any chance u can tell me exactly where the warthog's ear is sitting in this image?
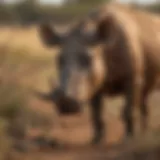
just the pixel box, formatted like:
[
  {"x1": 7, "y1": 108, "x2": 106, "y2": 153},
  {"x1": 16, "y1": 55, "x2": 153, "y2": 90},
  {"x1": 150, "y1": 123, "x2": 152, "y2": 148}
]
[
  {"x1": 82, "y1": 14, "x2": 117, "y2": 46},
  {"x1": 39, "y1": 23, "x2": 62, "y2": 47},
  {"x1": 96, "y1": 14, "x2": 116, "y2": 43},
  {"x1": 32, "y1": 90, "x2": 53, "y2": 101}
]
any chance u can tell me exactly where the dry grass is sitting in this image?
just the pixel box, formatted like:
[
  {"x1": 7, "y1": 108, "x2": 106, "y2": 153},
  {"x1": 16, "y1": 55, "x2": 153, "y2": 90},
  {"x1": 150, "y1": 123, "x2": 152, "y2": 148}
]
[
  {"x1": 0, "y1": 25, "x2": 59, "y2": 87},
  {"x1": 0, "y1": 25, "x2": 59, "y2": 157},
  {"x1": 0, "y1": 26, "x2": 49, "y2": 55}
]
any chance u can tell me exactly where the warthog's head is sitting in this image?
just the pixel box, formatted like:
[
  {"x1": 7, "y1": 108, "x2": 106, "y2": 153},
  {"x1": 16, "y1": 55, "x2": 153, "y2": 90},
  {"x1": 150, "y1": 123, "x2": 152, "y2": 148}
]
[{"x1": 36, "y1": 11, "x2": 119, "y2": 114}]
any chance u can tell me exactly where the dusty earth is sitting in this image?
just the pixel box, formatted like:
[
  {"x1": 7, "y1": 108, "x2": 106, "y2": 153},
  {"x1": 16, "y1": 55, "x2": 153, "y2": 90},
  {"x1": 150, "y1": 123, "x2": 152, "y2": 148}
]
[{"x1": 9, "y1": 90, "x2": 160, "y2": 160}]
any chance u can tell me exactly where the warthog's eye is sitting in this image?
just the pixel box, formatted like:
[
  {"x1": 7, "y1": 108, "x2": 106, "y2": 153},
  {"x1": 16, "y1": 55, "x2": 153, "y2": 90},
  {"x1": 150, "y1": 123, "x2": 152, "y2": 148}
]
[
  {"x1": 58, "y1": 56, "x2": 65, "y2": 68},
  {"x1": 79, "y1": 54, "x2": 91, "y2": 68}
]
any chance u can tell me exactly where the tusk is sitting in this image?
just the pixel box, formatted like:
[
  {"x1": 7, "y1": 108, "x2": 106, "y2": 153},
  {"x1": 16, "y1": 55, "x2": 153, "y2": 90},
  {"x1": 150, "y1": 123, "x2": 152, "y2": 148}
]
[
  {"x1": 32, "y1": 88, "x2": 62, "y2": 102},
  {"x1": 32, "y1": 90, "x2": 53, "y2": 101}
]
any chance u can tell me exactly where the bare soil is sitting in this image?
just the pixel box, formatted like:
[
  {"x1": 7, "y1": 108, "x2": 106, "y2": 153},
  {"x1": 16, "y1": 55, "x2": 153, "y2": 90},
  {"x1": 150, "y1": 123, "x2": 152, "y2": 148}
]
[{"x1": 8, "y1": 90, "x2": 160, "y2": 160}]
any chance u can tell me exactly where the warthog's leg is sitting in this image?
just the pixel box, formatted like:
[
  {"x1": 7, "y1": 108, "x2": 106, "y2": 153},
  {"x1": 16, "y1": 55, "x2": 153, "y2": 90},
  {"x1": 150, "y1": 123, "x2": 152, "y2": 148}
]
[
  {"x1": 140, "y1": 86, "x2": 152, "y2": 132},
  {"x1": 122, "y1": 77, "x2": 144, "y2": 138},
  {"x1": 139, "y1": 79, "x2": 155, "y2": 133},
  {"x1": 123, "y1": 87, "x2": 149, "y2": 139},
  {"x1": 90, "y1": 92, "x2": 105, "y2": 145},
  {"x1": 122, "y1": 90, "x2": 134, "y2": 137},
  {"x1": 140, "y1": 94, "x2": 148, "y2": 132}
]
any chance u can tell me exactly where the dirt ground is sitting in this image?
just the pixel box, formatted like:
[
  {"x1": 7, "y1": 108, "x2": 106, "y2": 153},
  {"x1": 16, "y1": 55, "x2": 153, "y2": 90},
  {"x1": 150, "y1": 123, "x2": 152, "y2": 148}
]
[{"x1": 9, "y1": 90, "x2": 160, "y2": 160}]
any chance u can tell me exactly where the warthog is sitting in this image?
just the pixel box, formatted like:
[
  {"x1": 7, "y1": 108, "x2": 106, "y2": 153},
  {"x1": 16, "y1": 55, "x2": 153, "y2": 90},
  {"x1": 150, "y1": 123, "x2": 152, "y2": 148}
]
[{"x1": 35, "y1": 2, "x2": 160, "y2": 144}]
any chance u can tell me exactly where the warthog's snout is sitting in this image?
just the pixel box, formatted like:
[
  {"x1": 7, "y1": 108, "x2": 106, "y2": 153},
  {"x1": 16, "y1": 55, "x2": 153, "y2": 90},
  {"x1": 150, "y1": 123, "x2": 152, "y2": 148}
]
[
  {"x1": 34, "y1": 88, "x2": 82, "y2": 115},
  {"x1": 56, "y1": 94, "x2": 82, "y2": 115}
]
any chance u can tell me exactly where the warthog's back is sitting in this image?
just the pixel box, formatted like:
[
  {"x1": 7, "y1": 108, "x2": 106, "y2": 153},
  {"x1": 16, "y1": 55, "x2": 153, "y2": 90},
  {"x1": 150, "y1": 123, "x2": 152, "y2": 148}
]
[
  {"x1": 133, "y1": 8, "x2": 160, "y2": 73},
  {"x1": 104, "y1": 3, "x2": 160, "y2": 74}
]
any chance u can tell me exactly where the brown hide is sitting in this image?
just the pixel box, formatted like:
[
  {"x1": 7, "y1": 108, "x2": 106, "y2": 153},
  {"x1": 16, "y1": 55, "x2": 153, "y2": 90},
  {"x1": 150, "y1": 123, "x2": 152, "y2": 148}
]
[{"x1": 85, "y1": 3, "x2": 160, "y2": 96}]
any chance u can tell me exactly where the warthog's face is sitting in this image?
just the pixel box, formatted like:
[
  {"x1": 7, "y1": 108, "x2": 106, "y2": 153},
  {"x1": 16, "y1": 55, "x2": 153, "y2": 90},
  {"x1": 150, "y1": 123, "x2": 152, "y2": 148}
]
[
  {"x1": 57, "y1": 37, "x2": 93, "y2": 103},
  {"x1": 38, "y1": 13, "x2": 118, "y2": 107}
]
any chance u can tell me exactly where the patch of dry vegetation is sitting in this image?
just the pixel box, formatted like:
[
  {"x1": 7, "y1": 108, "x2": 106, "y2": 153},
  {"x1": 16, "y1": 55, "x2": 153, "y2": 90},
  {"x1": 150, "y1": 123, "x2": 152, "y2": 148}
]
[
  {"x1": 0, "y1": 25, "x2": 58, "y2": 156},
  {"x1": 0, "y1": 26, "x2": 49, "y2": 55}
]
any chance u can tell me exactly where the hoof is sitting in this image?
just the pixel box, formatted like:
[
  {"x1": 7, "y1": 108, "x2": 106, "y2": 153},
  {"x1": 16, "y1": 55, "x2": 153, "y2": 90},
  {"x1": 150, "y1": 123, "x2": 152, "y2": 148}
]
[
  {"x1": 32, "y1": 136, "x2": 64, "y2": 150},
  {"x1": 90, "y1": 137, "x2": 103, "y2": 146},
  {"x1": 119, "y1": 135, "x2": 132, "y2": 146}
]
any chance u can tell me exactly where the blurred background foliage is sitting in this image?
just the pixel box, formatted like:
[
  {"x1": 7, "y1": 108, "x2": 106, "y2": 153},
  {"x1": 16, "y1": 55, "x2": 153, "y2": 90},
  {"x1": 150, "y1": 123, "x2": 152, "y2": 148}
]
[{"x1": 0, "y1": 0, "x2": 159, "y2": 25}]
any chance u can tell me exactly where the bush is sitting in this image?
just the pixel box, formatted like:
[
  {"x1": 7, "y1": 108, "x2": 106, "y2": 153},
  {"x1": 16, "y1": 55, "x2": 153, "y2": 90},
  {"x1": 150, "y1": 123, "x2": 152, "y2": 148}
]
[
  {"x1": 0, "y1": 119, "x2": 12, "y2": 159},
  {"x1": 0, "y1": 38, "x2": 55, "y2": 152},
  {"x1": 0, "y1": 44, "x2": 45, "y2": 149}
]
